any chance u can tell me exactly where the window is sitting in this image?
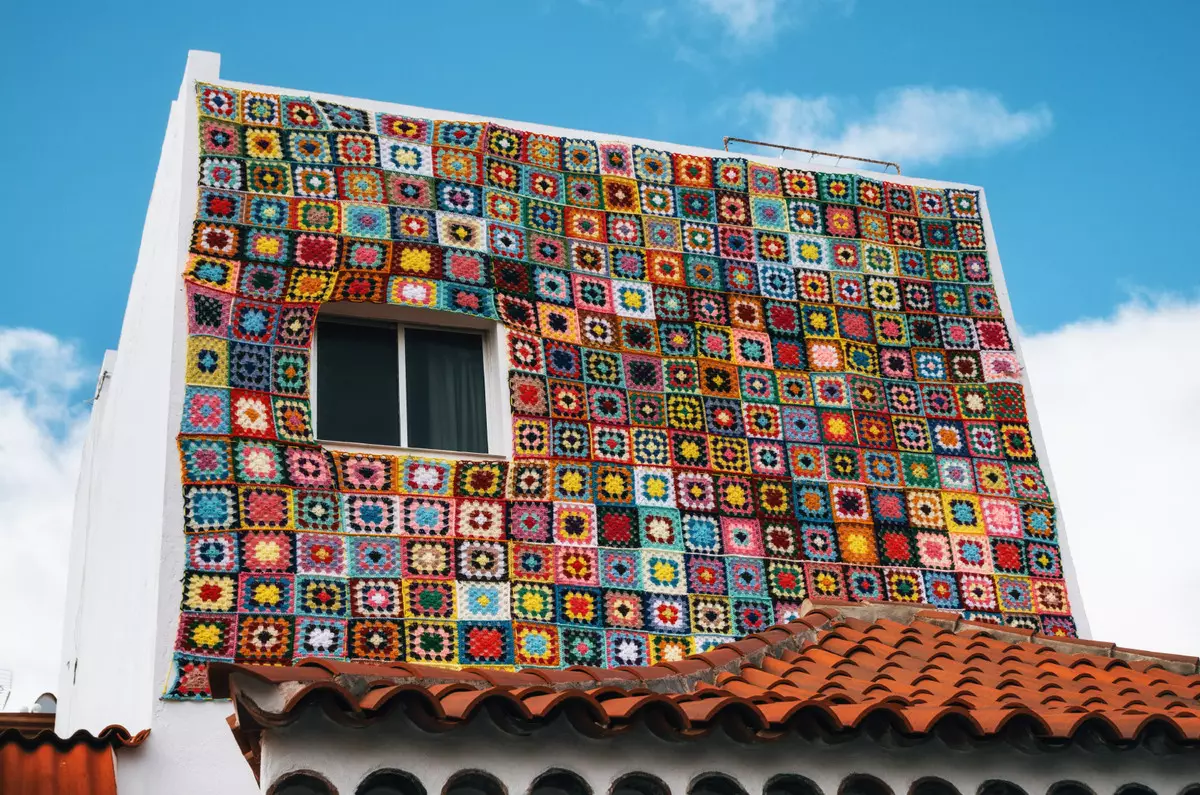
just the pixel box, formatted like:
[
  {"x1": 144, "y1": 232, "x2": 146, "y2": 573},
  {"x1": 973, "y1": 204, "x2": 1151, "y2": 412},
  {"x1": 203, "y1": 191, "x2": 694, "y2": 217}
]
[{"x1": 315, "y1": 317, "x2": 490, "y2": 453}]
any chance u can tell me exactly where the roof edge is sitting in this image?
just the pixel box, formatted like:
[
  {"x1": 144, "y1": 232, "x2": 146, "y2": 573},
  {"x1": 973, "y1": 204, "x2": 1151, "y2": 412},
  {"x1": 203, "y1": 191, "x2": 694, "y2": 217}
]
[
  {"x1": 0, "y1": 725, "x2": 150, "y2": 751},
  {"x1": 211, "y1": 601, "x2": 1200, "y2": 779}
]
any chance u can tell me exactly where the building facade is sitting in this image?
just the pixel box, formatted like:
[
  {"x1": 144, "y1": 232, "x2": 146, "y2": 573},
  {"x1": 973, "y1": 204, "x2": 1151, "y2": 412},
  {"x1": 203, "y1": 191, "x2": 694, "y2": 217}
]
[{"x1": 45, "y1": 51, "x2": 1199, "y2": 795}]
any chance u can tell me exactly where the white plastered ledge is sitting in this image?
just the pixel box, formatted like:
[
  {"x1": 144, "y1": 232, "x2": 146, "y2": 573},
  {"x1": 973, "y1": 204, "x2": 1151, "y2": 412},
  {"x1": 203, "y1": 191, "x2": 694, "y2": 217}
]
[{"x1": 259, "y1": 709, "x2": 1199, "y2": 795}]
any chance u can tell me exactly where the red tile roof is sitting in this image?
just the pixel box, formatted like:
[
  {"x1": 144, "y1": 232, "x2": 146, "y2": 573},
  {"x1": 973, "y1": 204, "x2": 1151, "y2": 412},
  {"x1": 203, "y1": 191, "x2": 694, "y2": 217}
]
[
  {"x1": 211, "y1": 600, "x2": 1200, "y2": 778},
  {"x1": 0, "y1": 720, "x2": 148, "y2": 795}
]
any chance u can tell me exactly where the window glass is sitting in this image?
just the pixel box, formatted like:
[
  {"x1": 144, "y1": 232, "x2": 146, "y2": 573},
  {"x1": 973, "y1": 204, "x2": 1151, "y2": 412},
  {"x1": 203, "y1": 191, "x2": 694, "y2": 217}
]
[
  {"x1": 404, "y1": 327, "x2": 488, "y2": 453},
  {"x1": 315, "y1": 317, "x2": 490, "y2": 453},
  {"x1": 274, "y1": 773, "x2": 334, "y2": 795},
  {"x1": 316, "y1": 319, "x2": 400, "y2": 446}
]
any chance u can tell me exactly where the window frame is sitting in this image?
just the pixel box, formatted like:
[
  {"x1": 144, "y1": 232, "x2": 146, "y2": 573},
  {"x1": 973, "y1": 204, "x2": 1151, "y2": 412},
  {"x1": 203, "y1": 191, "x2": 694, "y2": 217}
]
[{"x1": 311, "y1": 302, "x2": 510, "y2": 459}]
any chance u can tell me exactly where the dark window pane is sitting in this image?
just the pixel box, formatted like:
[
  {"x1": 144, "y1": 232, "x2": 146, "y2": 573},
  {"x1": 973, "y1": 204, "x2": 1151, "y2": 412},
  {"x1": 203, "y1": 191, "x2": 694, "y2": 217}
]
[
  {"x1": 405, "y1": 328, "x2": 488, "y2": 453},
  {"x1": 274, "y1": 774, "x2": 333, "y2": 795},
  {"x1": 531, "y1": 772, "x2": 590, "y2": 795},
  {"x1": 316, "y1": 319, "x2": 400, "y2": 446}
]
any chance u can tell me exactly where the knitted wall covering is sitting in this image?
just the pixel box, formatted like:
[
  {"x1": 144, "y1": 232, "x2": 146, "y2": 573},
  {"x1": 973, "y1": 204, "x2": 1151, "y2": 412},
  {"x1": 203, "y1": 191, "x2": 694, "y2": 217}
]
[{"x1": 167, "y1": 83, "x2": 1074, "y2": 698}]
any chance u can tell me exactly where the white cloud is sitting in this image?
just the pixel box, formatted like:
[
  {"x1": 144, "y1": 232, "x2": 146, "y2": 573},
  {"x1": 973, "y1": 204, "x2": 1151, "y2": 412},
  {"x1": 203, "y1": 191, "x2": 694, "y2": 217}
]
[
  {"x1": 695, "y1": 0, "x2": 857, "y2": 42},
  {"x1": 695, "y1": 0, "x2": 784, "y2": 39},
  {"x1": 635, "y1": 0, "x2": 852, "y2": 50},
  {"x1": 738, "y1": 87, "x2": 1052, "y2": 167},
  {"x1": 0, "y1": 328, "x2": 91, "y2": 709},
  {"x1": 1022, "y1": 297, "x2": 1200, "y2": 656}
]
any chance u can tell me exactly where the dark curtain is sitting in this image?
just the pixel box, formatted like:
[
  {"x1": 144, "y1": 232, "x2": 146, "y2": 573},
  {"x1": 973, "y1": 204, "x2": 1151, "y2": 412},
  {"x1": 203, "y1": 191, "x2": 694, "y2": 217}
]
[{"x1": 404, "y1": 328, "x2": 488, "y2": 453}]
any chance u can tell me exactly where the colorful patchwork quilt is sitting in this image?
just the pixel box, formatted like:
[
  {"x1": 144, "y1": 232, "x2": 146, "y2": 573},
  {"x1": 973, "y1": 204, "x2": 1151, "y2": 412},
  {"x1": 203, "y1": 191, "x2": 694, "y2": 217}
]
[{"x1": 168, "y1": 83, "x2": 1074, "y2": 698}]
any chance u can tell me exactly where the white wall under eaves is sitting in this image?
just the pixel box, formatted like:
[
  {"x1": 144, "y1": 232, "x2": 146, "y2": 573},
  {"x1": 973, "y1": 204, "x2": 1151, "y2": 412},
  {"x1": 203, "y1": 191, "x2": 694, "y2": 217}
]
[{"x1": 261, "y1": 710, "x2": 1199, "y2": 795}]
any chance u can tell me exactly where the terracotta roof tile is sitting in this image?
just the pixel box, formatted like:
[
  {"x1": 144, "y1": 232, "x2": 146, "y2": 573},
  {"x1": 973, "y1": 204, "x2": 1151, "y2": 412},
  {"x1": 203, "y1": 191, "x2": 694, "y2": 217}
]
[
  {"x1": 0, "y1": 722, "x2": 149, "y2": 795},
  {"x1": 209, "y1": 599, "x2": 1200, "y2": 779},
  {"x1": 656, "y1": 659, "x2": 713, "y2": 677}
]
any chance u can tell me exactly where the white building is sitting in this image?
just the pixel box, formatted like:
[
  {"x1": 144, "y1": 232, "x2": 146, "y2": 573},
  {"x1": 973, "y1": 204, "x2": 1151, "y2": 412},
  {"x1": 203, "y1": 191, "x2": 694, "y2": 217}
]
[{"x1": 38, "y1": 51, "x2": 1199, "y2": 795}]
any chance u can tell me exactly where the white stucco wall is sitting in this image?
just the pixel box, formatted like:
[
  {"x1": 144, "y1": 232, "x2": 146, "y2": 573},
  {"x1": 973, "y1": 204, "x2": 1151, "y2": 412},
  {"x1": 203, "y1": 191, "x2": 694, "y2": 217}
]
[
  {"x1": 53, "y1": 66, "x2": 187, "y2": 735},
  {"x1": 54, "y1": 48, "x2": 1098, "y2": 795},
  {"x1": 260, "y1": 710, "x2": 1199, "y2": 795},
  {"x1": 53, "y1": 49, "x2": 262, "y2": 794},
  {"x1": 57, "y1": 349, "x2": 115, "y2": 722}
]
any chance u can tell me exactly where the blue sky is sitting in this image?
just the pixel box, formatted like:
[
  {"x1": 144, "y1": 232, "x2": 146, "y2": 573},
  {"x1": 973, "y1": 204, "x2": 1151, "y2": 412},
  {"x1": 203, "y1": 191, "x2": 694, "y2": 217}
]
[
  {"x1": 3, "y1": 0, "x2": 1200, "y2": 706},
  {"x1": 2, "y1": 0, "x2": 1199, "y2": 364}
]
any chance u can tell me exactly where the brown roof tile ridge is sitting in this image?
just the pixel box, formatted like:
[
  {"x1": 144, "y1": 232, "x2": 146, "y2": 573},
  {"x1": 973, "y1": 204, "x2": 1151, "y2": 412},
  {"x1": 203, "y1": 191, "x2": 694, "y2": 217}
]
[
  {"x1": 792, "y1": 602, "x2": 1200, "y2": 679},
  {"x1": 678, "y1": 611, "x2": 836, "y2": 689},
  {"x1": 348, "y1": 608, "x2": 843, "y2": 700},
  {"x1": 802, "y1": 598, "x2": 932, "y2": 628},
  {"x1": 430, "y1": 608, "x2": 845, "y2": 696},
  {"x1": 0, "y1": 724, "x2": 150, "y2": 750},
  {"x1": 908, "y1": 615, "x2": 1200, "y2": 678},
  {"x1": 1110, "y1": 646, "x2": 1200, "y2": 677}
]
